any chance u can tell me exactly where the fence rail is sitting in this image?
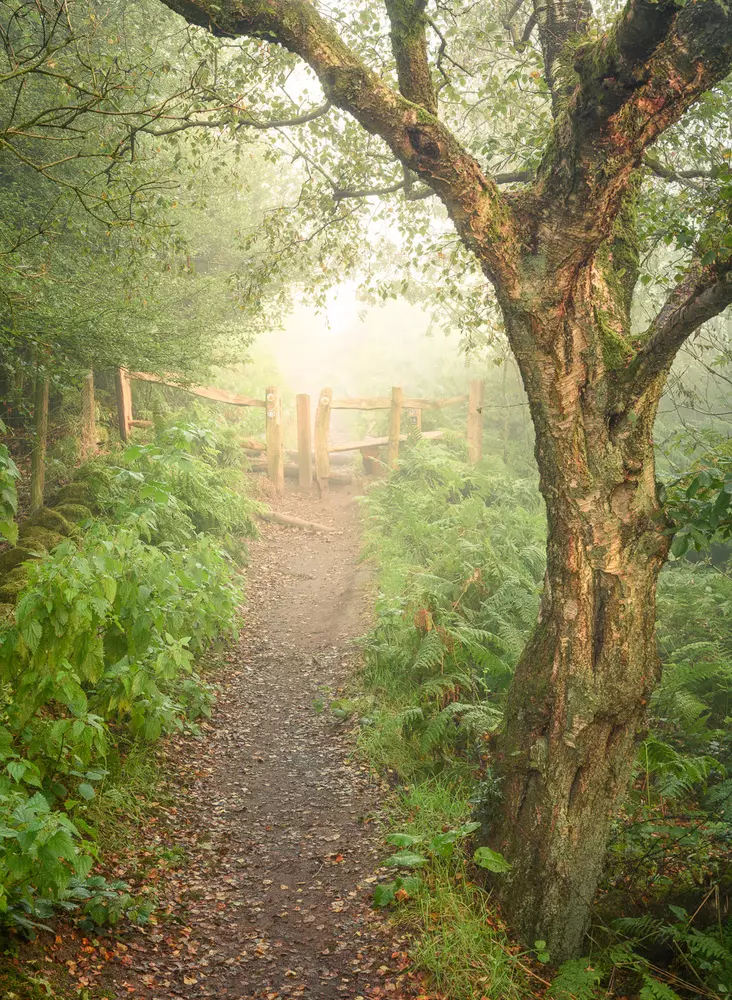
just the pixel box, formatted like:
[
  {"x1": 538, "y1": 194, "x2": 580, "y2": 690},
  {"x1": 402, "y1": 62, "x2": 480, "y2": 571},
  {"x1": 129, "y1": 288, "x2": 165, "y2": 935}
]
[{"x1": 113, "y1": 370, "x2": 485, "y2": 495}]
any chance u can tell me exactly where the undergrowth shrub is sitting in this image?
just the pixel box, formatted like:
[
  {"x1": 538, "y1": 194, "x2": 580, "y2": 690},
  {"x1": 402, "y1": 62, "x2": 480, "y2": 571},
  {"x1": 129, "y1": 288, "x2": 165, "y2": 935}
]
[
  {"x1": 359, "y1": 438, "x2": 732, "y2": 999},
  {"x1": 0, "y1": 415, "x2": 256, "y2": 932}
]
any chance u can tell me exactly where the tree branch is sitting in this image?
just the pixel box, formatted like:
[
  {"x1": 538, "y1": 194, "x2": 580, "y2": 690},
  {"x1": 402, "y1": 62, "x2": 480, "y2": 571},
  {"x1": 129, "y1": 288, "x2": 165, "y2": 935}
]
[
  {"x1": 138, "y1": 100, "x2": 332, "y2": 137},
  {"x1": 529, "y1": 0, "x2": 732, "y2": 281},
  {"x1": 530, "y1": 0, "x2": 592, "y2": 113},
  {"x1": 626, "y1": 257, "x2": 732, "y2": 396},
  {"x1": 644, "y1": 155, "x2": 713, "y2": 193},
  {"x1": 384, "y1": 0, "x2": 437, "y2": 114},
  {"x1": 332, "y1": 168, "x2": 533, "y2": 202},
  {"x1": 158, "y1": 0, "x2": 521, "y2": 290}
]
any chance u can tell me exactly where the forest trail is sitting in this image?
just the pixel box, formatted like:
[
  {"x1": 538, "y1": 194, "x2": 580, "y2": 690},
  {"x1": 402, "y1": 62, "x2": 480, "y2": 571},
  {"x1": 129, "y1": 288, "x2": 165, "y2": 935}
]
[{"x1": 100, "y1": 482, "x2": 419, "y2": 1000}]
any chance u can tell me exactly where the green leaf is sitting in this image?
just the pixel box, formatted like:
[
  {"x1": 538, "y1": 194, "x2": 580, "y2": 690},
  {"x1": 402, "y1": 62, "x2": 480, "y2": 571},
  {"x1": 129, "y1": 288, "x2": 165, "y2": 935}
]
[
  {"x1": 385, "y1": 832, "x2": 423, "y2": 848},
  {"x1": 384, "y1": 851, "x2": 428, "y2": 868},
  {"x1": 473, "y1": 846, "x2": 511, "y2": 873},
  {"x1": 78, "y1": 783, "x2": 96, "y2": 801},
  {"x1": 373, "y1": 883, "x2": 396, "y2": 907}
]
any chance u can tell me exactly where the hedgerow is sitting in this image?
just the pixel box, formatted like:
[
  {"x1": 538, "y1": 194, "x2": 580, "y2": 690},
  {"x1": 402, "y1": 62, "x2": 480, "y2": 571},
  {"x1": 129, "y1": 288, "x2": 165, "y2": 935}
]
[{"x1": 0, "y1": 417, "x2": 258, "y2": 932}]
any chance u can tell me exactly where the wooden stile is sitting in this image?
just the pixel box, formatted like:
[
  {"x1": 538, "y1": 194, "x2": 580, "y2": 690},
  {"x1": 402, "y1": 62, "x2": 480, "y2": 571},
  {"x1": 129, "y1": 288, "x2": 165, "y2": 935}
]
[
  {"x1": 80, "y1": 370, "x2": 96, "y2": 460},
  {"x1": 314, "y1": 387, "x2": 332, "y2": 492},
  {"x1": 115, "y1": 368, "x2": 132, "y2": 443},
  {"x1": 467, "y1": 377, "x2": 485, "y2": 464},
  {"x1": 265, "y1": 386, "x2": 284, "y2": 493},
  {"x1": 296, "y1": 394, "x2": 313, "y2": 490},
  {"x1": 387, "y1": 386, "x2": 403, "y2": 469}
]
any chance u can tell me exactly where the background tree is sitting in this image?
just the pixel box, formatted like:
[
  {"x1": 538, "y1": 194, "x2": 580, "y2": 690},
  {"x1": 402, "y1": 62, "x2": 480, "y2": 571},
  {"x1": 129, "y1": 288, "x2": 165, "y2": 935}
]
[{"x1": 151, "y1": 0, "x2": 732, "y2": 960}]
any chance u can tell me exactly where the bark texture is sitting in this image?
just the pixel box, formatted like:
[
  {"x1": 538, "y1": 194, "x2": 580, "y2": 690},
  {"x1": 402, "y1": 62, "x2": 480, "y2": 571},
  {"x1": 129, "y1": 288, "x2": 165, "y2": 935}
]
[{"x1": 480, "y1": 260, "x2": 671, "y2": 958}]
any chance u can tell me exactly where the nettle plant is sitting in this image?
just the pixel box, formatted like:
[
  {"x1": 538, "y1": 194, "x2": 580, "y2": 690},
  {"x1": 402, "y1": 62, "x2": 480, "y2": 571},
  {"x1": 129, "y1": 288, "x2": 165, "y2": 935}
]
[
  {"x1": 0, "y1": 419, "x2": 250, "y2": 929},
  {"x1": 0, "y1": 420, "x2": 19, "y2": 546}
]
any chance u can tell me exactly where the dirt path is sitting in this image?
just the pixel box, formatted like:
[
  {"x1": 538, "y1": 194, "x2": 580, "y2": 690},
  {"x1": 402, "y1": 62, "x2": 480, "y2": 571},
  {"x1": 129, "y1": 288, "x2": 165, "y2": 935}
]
[{"x1": 96, "y1": 483, "x2": 419, "y2": 1000}]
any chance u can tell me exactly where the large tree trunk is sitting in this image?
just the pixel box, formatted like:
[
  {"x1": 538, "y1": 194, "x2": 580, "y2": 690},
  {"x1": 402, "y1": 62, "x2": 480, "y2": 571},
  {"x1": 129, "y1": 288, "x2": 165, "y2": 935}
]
[{"x1": 481, "y1": 272, "x2": 671, "y2": 961}]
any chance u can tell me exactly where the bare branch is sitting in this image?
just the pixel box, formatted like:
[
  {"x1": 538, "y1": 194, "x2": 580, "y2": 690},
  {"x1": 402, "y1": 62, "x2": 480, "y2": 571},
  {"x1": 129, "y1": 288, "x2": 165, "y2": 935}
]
[
  {"x1": 332, "y1": 168, "x2": 533, "y2": 201},
  {"x1": 644, "y1": 155, "x2": 714, "y2": 192},
  {"x1": 626, "y1": 257, "x2": 732, "y2": 396},
  {"x1": 138, "y1": 100, "x2": 332, "y2": 137}
]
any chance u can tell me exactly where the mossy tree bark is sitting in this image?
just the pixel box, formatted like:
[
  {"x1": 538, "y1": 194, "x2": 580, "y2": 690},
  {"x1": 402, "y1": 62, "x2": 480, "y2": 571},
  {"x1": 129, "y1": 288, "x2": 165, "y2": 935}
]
[
  {"x1": 482, "y1": 265, "x2": 672, "y2": 957},
  {"x1": 158, "y1": 0, "x2": 732, "y2": 959}
]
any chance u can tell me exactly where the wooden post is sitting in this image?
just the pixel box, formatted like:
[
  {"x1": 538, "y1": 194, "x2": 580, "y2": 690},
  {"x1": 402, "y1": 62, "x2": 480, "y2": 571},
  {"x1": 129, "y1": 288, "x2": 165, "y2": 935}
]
[
  {"x1": 115, "y1": 368, "x2": 132, "y2": 443},
  {"x1": 467, "y1": 377, "x2": 485, "y2": 465},
  {"x1": 29, "y1": 377, "x2": 49, "y2": 514},
  {"x1": 80, "y1": 370, "x2": 96, "y2": 461},
  {"x1": 296, "y1": 393, "x2": 312, "y2": 490},
  {"x1": 387, "y1": 386, "x2": 403, "y2": 469},
  {"x1": 265, "y1": 385, "x2": 284, "y2": 493},
  {"x1": 314, "y1": 387, "x2": 332, "y2": 492}
]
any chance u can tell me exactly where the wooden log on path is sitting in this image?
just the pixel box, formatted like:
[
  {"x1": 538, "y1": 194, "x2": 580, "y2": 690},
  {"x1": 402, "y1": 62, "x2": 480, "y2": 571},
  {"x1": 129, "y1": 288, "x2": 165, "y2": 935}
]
[
  {"x1": 314, "y1": 387, "x2": 332, "y2": 493},
  {"x1": 265, "y1": 385, "x2": 284, "y2": 493},
  {"x1": 257, "y1": 510, "x2": 340, "y2": 533},
  {"x1": 248, "y1": 458, "x2": 355, "y2": 484},
  {"x1": 296, "y1": 393, "x2": 313, "y2": 490}
]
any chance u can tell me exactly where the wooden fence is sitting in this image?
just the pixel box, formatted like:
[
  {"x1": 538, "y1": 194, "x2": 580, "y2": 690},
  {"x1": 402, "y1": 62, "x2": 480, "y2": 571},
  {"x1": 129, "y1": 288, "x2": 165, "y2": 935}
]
[{"x1": 114, "y1": 370, "x2": 485, "y2": 495}]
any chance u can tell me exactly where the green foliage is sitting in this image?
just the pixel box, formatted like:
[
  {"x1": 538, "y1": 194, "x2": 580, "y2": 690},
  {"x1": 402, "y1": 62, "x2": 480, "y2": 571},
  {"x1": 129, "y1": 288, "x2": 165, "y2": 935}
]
[
  {"x1": 360, "y1": 437, "x2": 732, "y2": 999},
  {"x1": 360, "y1": 441, "x2": 543, "y2": 776},
  {"x1": 0, "y1": 416, "x2": 250, "y2": 930},
  {"x1": 0, "y1": 420, "x2": 20, "y2": 545},
  {"x1": 664, "y1": 460, "x2": 732, "y2": 557}
]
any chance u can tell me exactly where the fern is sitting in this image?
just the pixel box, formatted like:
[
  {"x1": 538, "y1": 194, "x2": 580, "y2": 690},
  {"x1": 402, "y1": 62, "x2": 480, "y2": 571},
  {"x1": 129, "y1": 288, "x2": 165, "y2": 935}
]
[
  {"x1": 639, "y1": 975, "x2": 682, "y2": 1000},
  {"x1": 548, "y1": 959, "x2": 602, "y2": 1000},
  {"x1": 413, "y1": 632, "x2": 445, "y2": 674}
]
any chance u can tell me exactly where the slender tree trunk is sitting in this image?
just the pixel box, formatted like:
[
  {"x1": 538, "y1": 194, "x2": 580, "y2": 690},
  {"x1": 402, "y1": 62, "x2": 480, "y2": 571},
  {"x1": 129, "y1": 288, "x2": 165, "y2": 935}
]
[
  {"x1": 79, "y1": 370, "x2": 96, "y2": 461},
  {"x1": 29, "y1": 377, "x2": 49, "y2": 514},
  {"x1": 481, "y1": 278, "x2": 671, "y2": 960}
]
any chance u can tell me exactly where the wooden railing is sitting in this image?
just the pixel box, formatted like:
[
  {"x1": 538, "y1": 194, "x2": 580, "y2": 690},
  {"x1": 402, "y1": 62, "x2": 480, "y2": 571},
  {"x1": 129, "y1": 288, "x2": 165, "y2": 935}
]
[{"x1": 119, "y1": 370, "x2": 485, "y2": 495}]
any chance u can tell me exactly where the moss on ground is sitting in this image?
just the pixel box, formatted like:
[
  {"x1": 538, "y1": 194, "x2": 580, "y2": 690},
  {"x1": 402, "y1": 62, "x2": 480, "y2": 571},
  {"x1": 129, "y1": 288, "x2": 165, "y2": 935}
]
[
  {"x1": 54, "y1": 482, "x2": 96, "y2": 508},
  {"x1": 54, "y1": 502, "x2": 93, "y2": 524},
  {"x1": 0, "y1": 547, "x2": 37, "y2": 576},
  {"x1": 17, "y1": 524, "x2": 64, "y2": 553},
  {"x1": 26, "y1": 507, "x2": 74, "y2": 537}
]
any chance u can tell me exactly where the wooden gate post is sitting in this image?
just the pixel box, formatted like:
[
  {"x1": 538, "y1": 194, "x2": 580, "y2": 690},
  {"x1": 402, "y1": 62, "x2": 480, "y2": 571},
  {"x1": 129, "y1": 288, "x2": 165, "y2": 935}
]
[
  {"x1": 29, "y1": 377, "x2": 49, "y2": 514},
  {"x1": 296, "y1": 393, "x2": 312, "y2": 490},
  {"x1": 387, "y1": 386, "x2": 403, "y2": 469},
  {"x1": 467, "y1": 377, "x2": 485, "y2": 465},
  {"x1": 80, "y1": 370, "x2": 96, "y2": 461},
  {"x1": 115, "y1": 368, "x2": 132, "y2": 443},
  {"x1": 265, "y1": 385, "x2": 285, "y2": 493},
  {"x1": 314, "y1": 387, "x2": 332, "y2": 492}
]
